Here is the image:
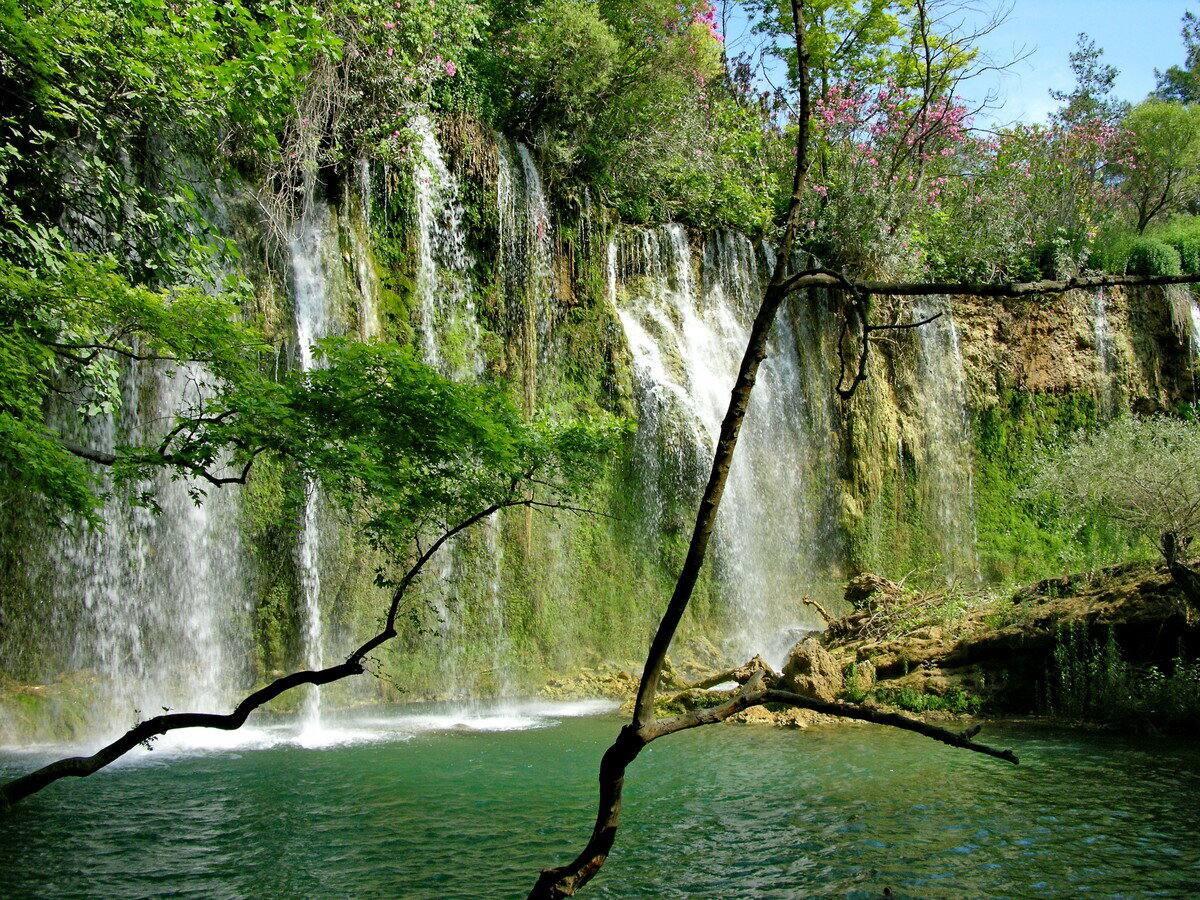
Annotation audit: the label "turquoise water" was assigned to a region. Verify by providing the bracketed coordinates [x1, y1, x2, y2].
[1, 703, 1198, 898]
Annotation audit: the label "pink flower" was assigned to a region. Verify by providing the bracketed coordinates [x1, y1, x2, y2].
[382, 21, 395, 29]
[444, 60, 457, 77]
[386, 47, 394, 58]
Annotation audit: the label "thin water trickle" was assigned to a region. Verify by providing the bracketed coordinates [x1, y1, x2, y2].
[289, 198, 333, 733]
[1092, 287, 1118, 414]
[912, 299, 978, 580]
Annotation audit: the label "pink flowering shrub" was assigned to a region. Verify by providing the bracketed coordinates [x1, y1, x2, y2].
[805, 78, 974, 273]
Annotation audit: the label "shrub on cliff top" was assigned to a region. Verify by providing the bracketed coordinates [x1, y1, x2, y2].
[1126, 237, 1183, 277]
[1153, 216, 1200, 274]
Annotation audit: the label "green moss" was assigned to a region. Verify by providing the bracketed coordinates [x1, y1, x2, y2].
[972, 389, 1145, 586]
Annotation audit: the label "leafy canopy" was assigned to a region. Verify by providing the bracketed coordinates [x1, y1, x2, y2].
[1026, 416, 1200, 562]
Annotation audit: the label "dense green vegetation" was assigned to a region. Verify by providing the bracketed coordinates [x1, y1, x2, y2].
[2, 0, 1200, 716]
[1044, 624, 1200, 729]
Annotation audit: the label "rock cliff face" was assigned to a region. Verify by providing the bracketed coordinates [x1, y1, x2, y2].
[817, 562, 1198, 718]
[3, 116, 1200, 742]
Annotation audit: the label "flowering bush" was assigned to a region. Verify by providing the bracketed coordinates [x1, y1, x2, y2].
[804, 77, 974, 274]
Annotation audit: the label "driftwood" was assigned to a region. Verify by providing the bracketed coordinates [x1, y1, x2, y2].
[802, 596, 835, 624]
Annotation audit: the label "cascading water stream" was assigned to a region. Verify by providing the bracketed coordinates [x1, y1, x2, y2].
[50, 358, 247, 738]
[1092, 288, 1118, 414]
[289, 199, 333, 735]
[411, 115, 480, 377]
[912, 299, 978, 580]
[515, 143, 555, 347]
[409, 118, 514, 701]
[498, 137, 557, 414]
[611, 224, 828, 667]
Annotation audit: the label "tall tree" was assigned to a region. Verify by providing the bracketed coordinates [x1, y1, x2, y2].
[527, 3, 1200, 896]
[1118, 100, 1200, 233]
[1051, 33, 1127, 126]
[1155, 5, 1200, 103]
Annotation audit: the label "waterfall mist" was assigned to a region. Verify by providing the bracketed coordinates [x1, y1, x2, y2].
[610, 225, 834, 667]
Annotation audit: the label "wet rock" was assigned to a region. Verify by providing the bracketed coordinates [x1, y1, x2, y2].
[781, 637, 843, 702]
[728, 706, 776, 726]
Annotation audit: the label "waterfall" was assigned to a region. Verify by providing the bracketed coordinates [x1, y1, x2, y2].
[288, 199, 333, 733]
[1092, 288, 1118, 414]
[498, 138, 557, 412]
[349, 160, 380, 340]
[611, 224, 827, 666]
[407, 119, 518, 699]
[912, 299, 978, 580]
[1166, 283, 1200, 364]
[50, 360, 247, 737]
[411, 115, 480, 376]
[515, 143, 555, 346]
[483, 512, 513, 699]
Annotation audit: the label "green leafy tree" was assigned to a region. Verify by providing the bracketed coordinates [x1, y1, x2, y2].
[0, 250, 266, 521]
[1116, 100, 1200, 232]
[1050, 33, 1128, 127]
[1155, 5, 1200, 103]
[1027, 416, 1200, 604]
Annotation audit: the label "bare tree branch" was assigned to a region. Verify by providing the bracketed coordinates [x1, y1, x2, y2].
[781, 269, 1200, 298]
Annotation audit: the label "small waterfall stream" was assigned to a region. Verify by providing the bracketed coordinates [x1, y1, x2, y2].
[498, 137, 557, 412]
[912, 299, 978, 580]
[411, 115, 480, 377]
[288, 198, 333, 733]
[1092, 288, 1118, 414]
[610, 225, 828, 666]
[411, 119, 514, 700]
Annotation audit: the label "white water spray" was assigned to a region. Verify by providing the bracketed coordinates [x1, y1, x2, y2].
[289, 199, 333, 734]
[611, 224, 829, 666]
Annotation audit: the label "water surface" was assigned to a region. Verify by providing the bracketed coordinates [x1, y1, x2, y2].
[1, 705, 1197, 898]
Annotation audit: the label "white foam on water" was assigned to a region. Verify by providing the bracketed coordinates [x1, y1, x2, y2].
[0, 700, 622, 768]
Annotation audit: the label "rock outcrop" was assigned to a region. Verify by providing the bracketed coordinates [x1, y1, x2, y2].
[821, 561, 1198, 712]
[780, 637, 843, 702]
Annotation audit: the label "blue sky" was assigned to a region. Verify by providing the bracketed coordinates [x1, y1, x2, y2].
[723, 1, 1195, 124]
[962, 0, 1192, 123]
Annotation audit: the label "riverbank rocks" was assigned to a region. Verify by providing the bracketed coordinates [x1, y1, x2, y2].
[821, 560, 1198, 715]
[781, 637, 843, 702]
[728, 705, 846, 728]
[540, 663, 640, 701]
